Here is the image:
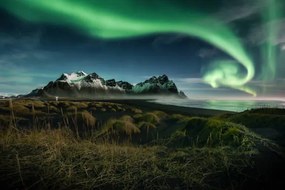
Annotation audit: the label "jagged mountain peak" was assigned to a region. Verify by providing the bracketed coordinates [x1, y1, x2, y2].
[57, 71, 88, 82]
[144, 74, 170, 84]
[76, 71, 88, 76]
[26, 71, 187, 99]
[88, 72, 101, 79]
[132, 74, 179, 95]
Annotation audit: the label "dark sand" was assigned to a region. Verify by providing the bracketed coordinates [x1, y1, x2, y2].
[97, 99, 235, 117]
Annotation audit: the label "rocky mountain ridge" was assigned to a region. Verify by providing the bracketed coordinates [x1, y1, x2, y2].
[26, 71, 187, 99]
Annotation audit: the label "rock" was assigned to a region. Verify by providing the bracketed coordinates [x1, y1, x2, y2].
[116, 81, 133, 90]
[106, 79, 117, 87]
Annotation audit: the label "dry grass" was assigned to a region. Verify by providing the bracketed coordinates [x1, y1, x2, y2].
[98, 115, 141, 141]
[0, 127, 258, 190]
[81, 111, 96, 128]
[0, 99, 284, 189]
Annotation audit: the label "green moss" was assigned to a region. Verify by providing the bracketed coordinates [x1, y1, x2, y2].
[134, 112, 160, 125]
[225, 109, 285, 146]
[164, 117, 261, 148]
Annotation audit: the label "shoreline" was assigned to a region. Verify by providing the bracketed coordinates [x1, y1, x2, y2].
[97, 99, 235, 116]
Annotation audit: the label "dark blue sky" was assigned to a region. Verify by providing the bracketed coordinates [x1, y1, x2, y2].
[0, 0, 284, 99]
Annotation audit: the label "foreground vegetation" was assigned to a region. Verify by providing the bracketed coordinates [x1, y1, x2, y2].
[0, 99, 284, 189]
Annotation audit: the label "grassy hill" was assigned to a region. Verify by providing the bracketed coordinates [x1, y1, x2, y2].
[218, 108, 285, 146]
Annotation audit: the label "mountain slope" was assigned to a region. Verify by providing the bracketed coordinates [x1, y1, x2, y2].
[27, 71, 187, 99]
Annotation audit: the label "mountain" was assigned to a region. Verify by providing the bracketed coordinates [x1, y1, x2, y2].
[26, 71, 187, 99]
[0, 94, 16, 99]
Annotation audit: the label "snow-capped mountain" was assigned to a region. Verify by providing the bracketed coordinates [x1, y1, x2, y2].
[132, 74, 187, 98]
[26, 71, 187, 98]
[133, 75, 178, 94]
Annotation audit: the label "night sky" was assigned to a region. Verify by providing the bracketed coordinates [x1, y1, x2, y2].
[0, 0, 285, 99]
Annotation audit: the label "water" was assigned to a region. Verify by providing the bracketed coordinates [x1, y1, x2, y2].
[153, 99, 285, 112]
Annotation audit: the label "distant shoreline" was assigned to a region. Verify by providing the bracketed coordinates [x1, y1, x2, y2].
[102, 99, 235, 116]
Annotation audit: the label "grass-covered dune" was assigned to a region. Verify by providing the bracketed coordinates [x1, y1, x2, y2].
[0, 99, 285, 189]
[217, 108, 285, 146]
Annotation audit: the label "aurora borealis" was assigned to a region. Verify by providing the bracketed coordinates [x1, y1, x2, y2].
[0, 0, 284, 98]
[261, 0, 281, 81]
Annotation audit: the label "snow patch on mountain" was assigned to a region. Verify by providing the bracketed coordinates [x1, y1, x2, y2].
[26, 71, 187, 98]
[57, 71, 88, 83]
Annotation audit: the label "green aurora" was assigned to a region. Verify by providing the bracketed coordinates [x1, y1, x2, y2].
[262, 0, 281, 81]
[0, 0, 260, 95]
